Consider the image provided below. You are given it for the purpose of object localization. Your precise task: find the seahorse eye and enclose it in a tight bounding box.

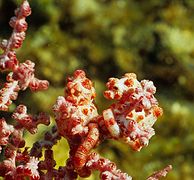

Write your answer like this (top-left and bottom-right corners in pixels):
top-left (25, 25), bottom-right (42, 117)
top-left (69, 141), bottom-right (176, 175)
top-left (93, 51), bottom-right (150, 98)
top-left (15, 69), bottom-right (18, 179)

top-left (113, 86), bottom-right (118, 90)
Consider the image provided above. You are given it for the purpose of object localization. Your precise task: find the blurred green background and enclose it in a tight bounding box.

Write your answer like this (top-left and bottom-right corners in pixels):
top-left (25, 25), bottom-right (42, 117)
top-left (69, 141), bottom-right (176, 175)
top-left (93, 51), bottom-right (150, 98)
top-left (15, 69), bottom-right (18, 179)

top-left (1, 0), bottom-right (194, 179)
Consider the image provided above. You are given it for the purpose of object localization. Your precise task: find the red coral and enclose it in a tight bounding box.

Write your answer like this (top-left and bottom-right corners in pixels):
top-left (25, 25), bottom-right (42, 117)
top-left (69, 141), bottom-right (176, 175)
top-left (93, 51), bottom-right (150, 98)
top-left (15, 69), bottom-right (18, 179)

top-left (0, 0), bottom-right (48, 110)
top-left (0, 73), bottom-right (20, 111)
top-left (3, 157), bottom-right (40, 180)
top-left (38, 150), bottom-right (57, 179)
top-left (147, 165), bottom-right (173, 180)
top-left (0, 0), bottom-right (31, 71)
top-left (13, 60), bottom-right (49, 91)
top-left (0, 1), bottom-right (172, 180)
top-left (0, 118), bottom-right (14, 147)
top-left (86, 152), bottom-right (132, 180)
top-left (12, 105), bottom-right (50, 134)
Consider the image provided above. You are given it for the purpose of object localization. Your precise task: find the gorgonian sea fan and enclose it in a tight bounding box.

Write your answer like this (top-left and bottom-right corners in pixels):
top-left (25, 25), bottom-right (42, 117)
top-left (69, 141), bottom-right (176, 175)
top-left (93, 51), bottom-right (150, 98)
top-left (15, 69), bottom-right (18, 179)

top-left (0, 1), bottom-right (172, 179)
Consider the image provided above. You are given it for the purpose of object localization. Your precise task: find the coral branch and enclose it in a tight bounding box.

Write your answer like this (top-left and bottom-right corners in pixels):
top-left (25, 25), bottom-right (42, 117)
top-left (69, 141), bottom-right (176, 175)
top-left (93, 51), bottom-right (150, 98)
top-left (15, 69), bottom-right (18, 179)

top-left (147, 165), bottom-right (172, 180)
top-left (0, 0), bottom-right (31, 71)
top-left (0, 0), bottom-right (49, 110)
top-left (38, 149), bottom-right (58, 179)
top-left (0, 74), bottom-right (20, 111)
top-left (12, 104), bottom-right (50, 134)
top-left (30, 126), bottom-right (61, 158)
top-left (15, 156), bottom-right (40, 180)
top-left (12, 60), bottom-right (49, 91)
top-left (86, 152), bottom-right (132, 180)
top-left (0, 118), bottom-right (14, 147)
